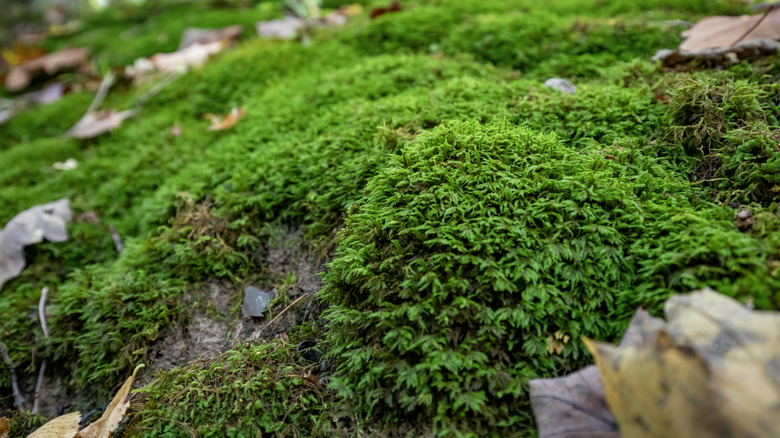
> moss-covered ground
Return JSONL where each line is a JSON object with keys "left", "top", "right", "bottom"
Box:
{"left": 1, "top": 0, "right": 779, "bottom": 436}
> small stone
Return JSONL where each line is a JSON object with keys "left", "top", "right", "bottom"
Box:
{"left": 544, "top": 78, "right": 576, "bottom": 94}
{"left": 242, "top": 286, "right": 276, "bottom": 318}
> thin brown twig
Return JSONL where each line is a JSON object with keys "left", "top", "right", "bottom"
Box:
{"left": 32, "top": 287, "right": 50, "bottom": 414}
{"left": 731, "top": 5, "right": 776, "bottom": 47}
{"left": 65, "top": 70, "right": 116, "bottom": 136}
{"left": 0, "top": 342, "right": 25, "bottom": 409}
{"left": 250, "top": 294, "right": 309, "bottom": 341}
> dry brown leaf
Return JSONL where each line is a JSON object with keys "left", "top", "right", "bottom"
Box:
{"left": 586, "top": 289, "right": 780, "bottom": 438}
{"left": 205, "top": 107, "right": 245, "bottom": 131}
{"left": 680, "top": 9, "right": 780, "bottom": 51}
{"left": 5, "top": 48, "right": 88, "bottom": 92}
{"left": 530, "top": 366, "right": 619, "bottom": 438}
{"left": 75, "top": 364, "right": 144, "bottom": 438}
{"left": 178, "top": 25, "right": 242, "bottom": 50}
{"left": 27, "top": 411, "right": 81, "bottom": 438}
{"left": 0, "top": 417, "right": 9, "bottom": 438}
{"left": 529, "top": 310, "right": 662, "bottom": 438}
{"left": 1, "top": 43, "right": 46, "bottom": 66}
{"left": 68, "top": 109, "right": 136, "bottom": 139}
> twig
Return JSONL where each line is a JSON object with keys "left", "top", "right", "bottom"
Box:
{"left": 109, "top": 226, "right": 123, "bottom": 253}
{"left": 250, "top": 294, "right": 309, "bottom": 341}
{"left": 65, "top": 70, "right": 116, "bottom": 136}
{"left": 0, "top": 342, "right": 25, "bottom": 409}
{"left": 731, "top": 5, "right": 775, "bottom": 47}
{"left": 32, "top": 287, "right": 50, "bottom": 414}
{"left": 133, "top": 71, "right": 182, "bottom": 113}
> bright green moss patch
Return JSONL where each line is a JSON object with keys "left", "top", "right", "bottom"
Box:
{"left": 127, "top": 331, "right": 329, "bottom": 438}
{"left": 320, "top": 120, "right": 780, "bottom": 435}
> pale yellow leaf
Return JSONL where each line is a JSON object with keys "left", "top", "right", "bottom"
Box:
{"left": 27, "top": 412, "right": 80, "bottom": 438}
{"left": 75, "top": 364, "right": 144, "bottom": 438}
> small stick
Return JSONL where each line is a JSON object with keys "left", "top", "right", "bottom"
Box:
{"left": 109, "top": 226, "right": 123, "bottom": 253}
{"left": 250, "top": 294, "right": 309, "bottom": 341}
{"left": 32, "top": 287, "right": 50, "bottom": 414}
{"left": 65, "top": 70, "right": 116, "bottom": 136}
{"left": 0, "top": 342, "right": 25, "bottom": 409}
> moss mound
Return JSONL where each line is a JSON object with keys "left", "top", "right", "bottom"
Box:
{"left": 320, "top": 121, "right": 691, "bottom": 434}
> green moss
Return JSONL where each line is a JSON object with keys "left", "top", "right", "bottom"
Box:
{"left": 320, "top": 120, "right": 780, "bottom": 436}
{"left": 660, "top": 73, "right": 780, "bottom": 204}
{"left": 128, "top": 331, "right": 329, "bottom": 438}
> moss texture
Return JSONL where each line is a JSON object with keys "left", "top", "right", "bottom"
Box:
{"left": 1, "top": 0, "right": 779, "bottom": 436}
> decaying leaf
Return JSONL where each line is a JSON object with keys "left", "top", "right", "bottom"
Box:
{"left": 655, "top": 8, "right": 780, "bottom": 69}
{"left": 371, "top": 1, "right": 402, "bottom": 19}
{"left": 178, "top": 25, "right": 243, "bottom": 50}
{"left": 126, "top": 41, "right": 228, "bottom": 78}
{"left": 27, "top": 412, "right": 80, "bottom": 438}
{"left": 530, "top": 311, "right": 662, "bottom": 438}
{"left": 75, "top": 364, "right": 144, "bottom": 438}
{"left": 257, "top": 16, "right": 305, "bottom": 40}
{"left": 530, "top": 366, "right": 619, "bottom": 438}
{"left": 0, "top": 198, "right": 72, "bottom": 291}
{"left": 68, "top": 109, "right": 136, "bottom": 139}
{"left": 0, "top": 417, "right": 9, "bottom": 438}
{"left": 680, "top": 8, "right": 780, "bottom": 52}
{"left": 205, "top": 107, "right": 245, "bottom": 131}
{"left": 5, "top": 47, "right": 89, "bottom": 92}
{"left": 586, "top": 289, "right": 780, "bottom": 438}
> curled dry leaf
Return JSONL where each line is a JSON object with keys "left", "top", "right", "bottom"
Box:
{"left": 178, "top": 25, "right": 242, "bottom": 50}
{"left": 126, "top": 41, "right": 227, "bottom": 78}
{"left": 5, "top": 47, "right": 88, "bottom": 92}
{"left": 205, "top": 107, "right": 245, "bottom": 131}
{"left": 0, "top": 417, "right": 8, "bottom": 438}
{"left": 75, "top": 364, "right": 145, "bottom": 438}
{"left": 586, "top": 289, "right": 780, "bottom": 438}
{"left": 68, "top": 109, "right": 135, "bottom": 139}
{"left": 27, "top": 412, "right": 81, "bottom": 438}
{"left": 0, "top": 198, "right": 72, "bottom": 291}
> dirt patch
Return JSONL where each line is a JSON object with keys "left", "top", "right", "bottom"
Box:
{"left": 145, "top": 228, "right": 327, "bottom": 381}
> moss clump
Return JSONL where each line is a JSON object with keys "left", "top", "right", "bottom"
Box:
{"left": 320, "top": 120, "right": 695, "bottom": 435}
{"left": 661, "top": 74, "right": 780, "bottom": 204}
{"left": 127, "top": 331, "right": 329, "bottom": 438}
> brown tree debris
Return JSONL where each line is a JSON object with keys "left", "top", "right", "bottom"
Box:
{"left": 371, "top": 1, "right": 402, "bottom": 19}
{"left": 4, "top": 48, "right": 89, "bottom": 92}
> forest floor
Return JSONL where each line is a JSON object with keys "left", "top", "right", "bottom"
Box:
{"left": 1, "top": 0, "right": 779, "bottom": 436}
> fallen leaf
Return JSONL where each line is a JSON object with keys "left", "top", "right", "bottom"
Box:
{"left": 68, "top": 109, "right": 135, "bottom": 139}
{"left": 544, "top": 78, "right": 576, "bottom": 94}
{"left": 0, "top": 417, "right": 8, "bottom": 438}
{"left": 151, "top": 41, "right": 226, "bottom": 73}
{"left": 27, "top": 412, "right": 81, "bottom": 438}
{"left": 75, "top": 364, "right": 144, "bottom": 438}
{"left": 178, "top": 25, "right": 243, "bottom": 50}
{"left": 1, "top": 43, "right": 45, "bottom": 66}
{"left": 680, "top": 8, "right": 780, "bottom": 52}
{"left": 205, "top": 107, "right": 245, "bottom": 131}
{"left": 530, "top": 310, "right": 662, "bottom": 438}
{"left": 530, "top": 366, "right": 619, "bottom": 438}
{"left": 256, "top": 16, "right": 305, "bottom": 40}
{"left": 586, "top": 289, "right": 780, "bottom": 438}
{"left": 0, "top": 198, "right": 72, "bottom": 291}
{"left": 371, "top": 1, "right": 402, "bottom": 20}
{"left": 5, "top": 48, "right": 88, "bottom": 92}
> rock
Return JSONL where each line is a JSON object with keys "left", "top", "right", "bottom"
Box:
{"left": 242, "top": 286, "right": 276, "bottom": 317}
{"left": 544, "top": 78, "right": 576, "bottom": 94}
